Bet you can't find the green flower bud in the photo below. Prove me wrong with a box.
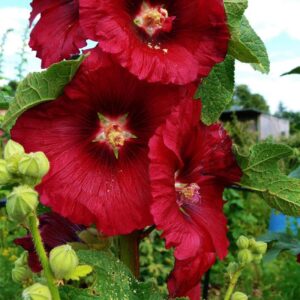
[252,253,263,264]
[14,252,29,267]
[49,244,79,279]
[12,265,32,283]
[0,159,11,185]
[236,236,249,249]
[252,241,268,255]
[18,152,50,178]
[4,140,24,160]
[232,291,248,300]
[6,185,39,222]
[248,238,256,248]
[22,283,51,300]
[6,153,23,174]
[238,249,253,266]
[227,262,239,278]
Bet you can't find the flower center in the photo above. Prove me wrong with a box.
[175,182,201,207]
[134,1,175,37]
[93,113,137,159]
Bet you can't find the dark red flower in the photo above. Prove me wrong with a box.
[79,0,229,85]
[29,0,86,68]
[11,52,193,235]
[14,212,84,272]
[148,99,242,298]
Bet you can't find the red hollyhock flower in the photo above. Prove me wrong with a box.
[11,52,192,235]
[29,0,86,68]
[79,0,229,85]
[148,99,242,299]
[14,212,84,272]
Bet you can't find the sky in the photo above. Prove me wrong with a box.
[0,0,299,113]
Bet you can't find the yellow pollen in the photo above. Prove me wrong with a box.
[144,10,163,27]
[181,186,195,200]
[107,129,125,148]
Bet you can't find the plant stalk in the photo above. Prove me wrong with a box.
[119,232,140,278]
[224,268,242,300]
[28,214,61,300]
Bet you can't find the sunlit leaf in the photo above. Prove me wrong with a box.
[2,55,85,131]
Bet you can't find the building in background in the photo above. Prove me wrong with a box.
[221,107,290,140]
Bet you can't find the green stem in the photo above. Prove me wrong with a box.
[28,214,61,300]
[119,232,140,278]
[224,268,242,300]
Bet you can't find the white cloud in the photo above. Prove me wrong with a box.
[0,7,40,80]
[246,0,300,41]
[235,0,300,113]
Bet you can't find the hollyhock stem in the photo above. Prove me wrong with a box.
[224,268,242,300]
[27,214,61,300]
[119,232,140,278]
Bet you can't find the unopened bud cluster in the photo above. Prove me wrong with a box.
[1,140,50,187]
[12,252,33,283]
[1,140,50,222]
[236,236,267,266]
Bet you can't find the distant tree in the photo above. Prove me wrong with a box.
[275,101,300,134]
[233,84,270,113]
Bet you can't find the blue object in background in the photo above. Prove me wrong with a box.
[269,209,300,234]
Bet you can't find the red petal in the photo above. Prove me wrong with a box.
[79,0,229,84]
[30,0,86,67]
[12,54,189,235]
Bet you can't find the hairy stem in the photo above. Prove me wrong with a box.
[28,214,61,300]
[119,232,140,278]
[224,268,242,300]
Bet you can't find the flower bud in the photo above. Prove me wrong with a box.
[252,241,267,255]
[4,140,24,160]
[49,244,79,279]
[6,153,23,174]
[22,283,51,300]
[6,186,39,222]
[18,152,50,178]
[14,252,29,267]
[252,253,263,264]
[227,262,239,278]
[236,236,249,249]
[238,249,253,266]
[248,238,256,248]
[0,159,11,185]
[232,291,248,300]
[12,265,32,283]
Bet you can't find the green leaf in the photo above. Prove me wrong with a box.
[259,232,300,262]
[65,265,93,281]
[236,143,300,216]
[0,93,13,110]
[61,250,164,300]
[195,55,235,125]
[2,55,85,131]
[229,16,270,73]
[281,66,300,76]
[224,0,248,32]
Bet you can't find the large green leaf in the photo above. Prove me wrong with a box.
[229,16,270,73]
[236,143,300,216]
[195,56,235,125]
[61,250,164,300]
[2,56,85,131]
[224,0,248,32]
